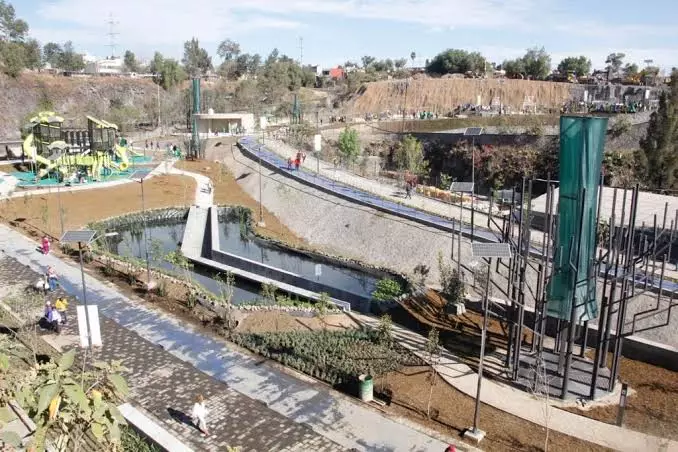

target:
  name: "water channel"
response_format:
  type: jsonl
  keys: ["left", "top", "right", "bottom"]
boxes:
{"left": 105, "top": 215, "right": 392, "bottom": 310}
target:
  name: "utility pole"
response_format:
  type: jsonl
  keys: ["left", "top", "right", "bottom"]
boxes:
{"left": 299, "top": 37, "right": 304, "bottom": 67}
{"left": 106, "top": 13, "right": 119, "bottom": 59}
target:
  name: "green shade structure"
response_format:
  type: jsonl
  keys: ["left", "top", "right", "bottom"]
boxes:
{"left": 547, "top": 115, "right": 608, "bottom": 322}
{"left": 191, "top": 78, "right": 201, "bottom": 158}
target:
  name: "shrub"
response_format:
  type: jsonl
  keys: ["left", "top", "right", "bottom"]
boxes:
{"left": 437, "top": 252, "right": 464, "bottom": 305}
{"left": 231, "top": 329, "right": 422, "bottom": 386}
{"left": 371, "top": 278, "right": 404, "bottom": 302}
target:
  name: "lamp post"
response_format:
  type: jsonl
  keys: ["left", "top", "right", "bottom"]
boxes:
{"left": 60, "top": 230, "right": 118, "bottom": 348}
{"left": 465, "top": 242, "right": 512, "bottom": 444}
{"left": 449, "top": 182, "right": 474, "bottom": 275}
{"left": 258, "top": 116, "right": 267, "bottom": 227}
{"left": 130, "top": 171, "right": 153, "bottom": 289}
{"left": 464, "top": 127, "right": 484, "bottom": 241}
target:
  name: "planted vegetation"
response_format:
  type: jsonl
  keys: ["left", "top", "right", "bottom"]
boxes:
{"left": 231, "top": 329, "right": 422, "bottom": 385}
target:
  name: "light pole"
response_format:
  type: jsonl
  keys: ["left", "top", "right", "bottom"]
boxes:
{"left": 464, "top": 127, "right": 484, "bottom": 241}
{"left": 60, "top": 230, "right": 118, "bottom": 348}
{"left": 258, "top": 116, "right": 267, "bottom": 227}
{"left": 465, "top": 242, "right": 512, "bottom": 444}
{"left": 57, "top": 183, "right": 64, "bottom": 237}
{"left": 449, "top": 182, "right": 474, "bottom": 275}
{"left": 131, "top": 171, "right": 153, "bottom": 289}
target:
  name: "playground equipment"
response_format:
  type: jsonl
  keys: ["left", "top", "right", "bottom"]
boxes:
{"left": 21, "top": 111, "right": 134, "bottom": 182}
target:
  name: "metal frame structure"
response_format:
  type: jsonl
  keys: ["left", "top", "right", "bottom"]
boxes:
{"left": 474, "top": 179, "right": 678, "bottom": 400}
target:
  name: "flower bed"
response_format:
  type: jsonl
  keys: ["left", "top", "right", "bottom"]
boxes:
{"left": 231, "top": 329, "right": 423, "bottom": 386}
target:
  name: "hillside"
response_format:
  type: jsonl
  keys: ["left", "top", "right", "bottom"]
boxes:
{"left": 0, "top": 73, "right": 164, "bottom": 138}
{"left": 345, "top": 78, "right": 652, "bottom": 115}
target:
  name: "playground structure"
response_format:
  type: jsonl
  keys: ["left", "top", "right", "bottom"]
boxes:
{"left": 21, "top": 111, "right": 143, "bottom": 182}
{"left": 476, "top": 115, "right": 678, "bottom": 400}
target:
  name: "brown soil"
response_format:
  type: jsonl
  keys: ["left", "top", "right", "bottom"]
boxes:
{"left": 374, "top": 366, "right": 611, "bottom": 452}
{"left": 564, "top": 353, "right": 678, "bottom": 441}
{"left": 175, "top": 159, "right": 306, "bottom": 246}
{"left": 237, "top": 311, "right": 358, "bottom": 334}
{"left": 0, "top": 174, "right": 196, "bottom": 240}
{"left": 351, "top": 78, "right": 573, "bottom": 114}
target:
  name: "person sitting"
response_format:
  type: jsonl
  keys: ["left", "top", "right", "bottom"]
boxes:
{"left": 34, "top": 275, "right": 49, "bottom": 293}
{"left": 48, "top": 307, "right": 62, "bottom": 334}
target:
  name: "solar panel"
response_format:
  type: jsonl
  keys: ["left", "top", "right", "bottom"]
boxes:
{"left": 464, "top": 127, "right": 484, "bottom": 136}
{"left": 129, "top": 170, "right": 146, "bottom": 181}
{"left": 450, "top": 182, "right": 475, "bottom": 193}
{"left": 472, "top": 242, "right": 512, "bottom": 258}
{"left": 60, "top": 230, "right": 97, "bottom": 244}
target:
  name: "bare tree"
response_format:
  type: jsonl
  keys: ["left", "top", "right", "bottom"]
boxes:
{"left": 426, "top": 327, "right": 441, "bottom": 418}
{"left": 529, "top": 356, "right": 554, "bottom": 452}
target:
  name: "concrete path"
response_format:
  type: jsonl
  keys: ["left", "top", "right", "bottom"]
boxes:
{"left": 0, "top": 159, "right": 173, "bottom": 200}
{"left": 0, "top": 224, "right": 460, "bottom": 452}
{"left": 168, "top": 166, "right": 213, "bottom": 207}
{"left": 352, "top": 313, "right": 678, "bottom": 452}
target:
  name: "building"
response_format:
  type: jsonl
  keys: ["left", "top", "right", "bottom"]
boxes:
{"left": 84, "top": 57, "right": 125, "bottom": 75}
{"left": 193, "top": 110, "right": 255, "bottom": 136}
{"left": 321, "top": 67, "right": 345, "bottom": 80}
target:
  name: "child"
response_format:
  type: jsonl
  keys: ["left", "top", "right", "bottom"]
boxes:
{"left": 47, "top": 266, "right": 58, "bottom": 291}
{"left": 55, "top": 297, "right": 69, "bottom": 325}
{"left": 42, "top": 236, "right": 50, "bottom": 255}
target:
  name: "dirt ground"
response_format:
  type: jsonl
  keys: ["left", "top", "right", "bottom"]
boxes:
{"left": 374, "top": 366, "right": 611, "bottom": 452}
{"left": 0, "top": 174, "right": 196, "bottom": 240}
{"left": 236, "top": 310, "right": 358, "bottom": 334}
{"left": 399, "top": 289, "right": 678, "bottom": 444}
{"left": 564, "top": 353, "right": 678, "bottom": 441}
{"left": 175, "top": 159, "right": 306, "bottom": 246}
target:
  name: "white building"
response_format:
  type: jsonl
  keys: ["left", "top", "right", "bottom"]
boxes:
{"left": 84, "top": 57, "right": 125, "bottom": 75}
{"left": 194, "top": 110, "right": 255, "bottom": 136}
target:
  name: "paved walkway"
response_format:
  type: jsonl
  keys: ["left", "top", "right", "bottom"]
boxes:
{"left": 169, "top": 166, "right": 213, "bottom": 207}
{"left": 352, "top": 313, "right": 678, "bottom": 452}
{"left": 0, "top": 224, "right": 458, "bottom": 452}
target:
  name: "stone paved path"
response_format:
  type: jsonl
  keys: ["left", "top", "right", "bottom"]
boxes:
{"left": 0, "top": 224, "right": 456, "bottom": 452}
{"left": 0, "top": 255, "right": 342, "bottom": 452}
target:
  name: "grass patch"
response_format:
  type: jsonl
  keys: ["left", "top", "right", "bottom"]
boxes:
{"left": 231, "top": 329, "right": 422, "bottom": 385}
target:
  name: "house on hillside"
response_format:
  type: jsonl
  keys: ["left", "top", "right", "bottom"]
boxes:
{"left": 85, "top": 57, "right": 124, "bottom": 75}
{"left": 322, "top": 67, "right": 345, "bottom": 80}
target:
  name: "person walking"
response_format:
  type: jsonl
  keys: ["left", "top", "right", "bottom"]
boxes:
{"left": 41, "top": 236, "right": 51, "bottom": 255}
{"left": 191, "top": 394, "right": 209, "bottom": 436}
{"left": 47, "top": 266, "right": 58, "bottom": 291}
{"left": 405, "top": 181, "right": 412, "bottom": 199}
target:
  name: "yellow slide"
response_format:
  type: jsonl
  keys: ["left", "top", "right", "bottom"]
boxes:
{"left": 114, "top": 145, "right": 130, "bottom": 171}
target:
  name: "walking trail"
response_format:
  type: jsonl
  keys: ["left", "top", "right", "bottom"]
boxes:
{"left": 351, "top": 313, "right": 678, "bottom": 452}
{"left": 0, "top": 224, "right": 460, "bottom": 452}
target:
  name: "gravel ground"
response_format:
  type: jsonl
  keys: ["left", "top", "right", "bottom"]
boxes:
{"left": 222, "top": 144, "right": 678, "bottom": 349}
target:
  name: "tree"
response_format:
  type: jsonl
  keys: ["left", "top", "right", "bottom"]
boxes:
{"left": 123, "top": 50, "right": 139, "bottom": 72}
{"left": 425, "top": 327, "right": 441, "bottom": 418}
{"left": 217, "top": 38, "right": 240, "bottom": 61}
{"left": 395, "top": 135, "right": 428, "bottom": 175}
{"left": 425, "top": 49, "right": 486, "bottom": 75}
{"left": 338, "top": 127, "right": 360, "bottom": 163}
{"left": 623, "top": 63, "right": 639, "bottom": 79}
{"left": 58, "top": 41, "right": 85, "bottom": 72}
{"left": 150, "top": 52, "right": 185, "bottom": 90}
{"left": 361, "top": 55, "right": 376, "bottom": 69}
{"left": 0, "top": 40, "right": 25, "bottom": 77}
{"left": 22, "top": 38, "right": 41, "bottom": 70}
{"left": 43, "top": 42, "right": 62, "bottom": 67}
{"left": 182, "top": 37, "right": 212, "bottom": 78}
{"left": 502, "top": 58, "right": 525, "bottom": 79}
{"left": 0, "top": 0, "right": 28, "bottom": 41}
{"left": 637, "top": 70, "right": 678, "bottom": 189}
{"left": 605, "top": 53, "right": 625, "bottom": 79}
{"left": 556, "top": 56, "right": 591, "bottom": 76}
{"left": 522, "top": 47, "right": 551, "bottom": 80}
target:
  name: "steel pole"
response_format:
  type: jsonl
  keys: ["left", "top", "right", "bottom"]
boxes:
{"left": 471, "top": 137, "right": 475, "bottom": 240}
{"left": 78, "top": 242, "right": 92, "bottom": 348}
{"left": 472, "top": 256, "right": 493, "bottom": 433}
{"left": 57, "top": 183, "right": 64, "bottom": 237}
{"left": 458, "top": 195, "right": 463, "bottom": 275}
{"left": 140, "top": 179, "right": 151, "bottom": 287}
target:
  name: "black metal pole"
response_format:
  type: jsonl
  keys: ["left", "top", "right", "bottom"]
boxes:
{"left": 140, "top": 178, "right": 151, "bottom": 287}
{"left": 472, "top": 256, "right": 493, "bottom": 434}
{"left": 78, "top": 242, "right": 92, "bottom": 348}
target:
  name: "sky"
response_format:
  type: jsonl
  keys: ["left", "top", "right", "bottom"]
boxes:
{"left": 14, "top": 0, "right": 678, "bottom": 72}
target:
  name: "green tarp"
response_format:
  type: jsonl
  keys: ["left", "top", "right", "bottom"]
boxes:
{"left": 547, "top": 115, "right": 608, "bottom": 322}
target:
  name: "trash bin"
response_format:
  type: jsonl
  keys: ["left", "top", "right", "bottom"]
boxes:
{"left": 358, "top": 374, "right": 373, "bottom": 402}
